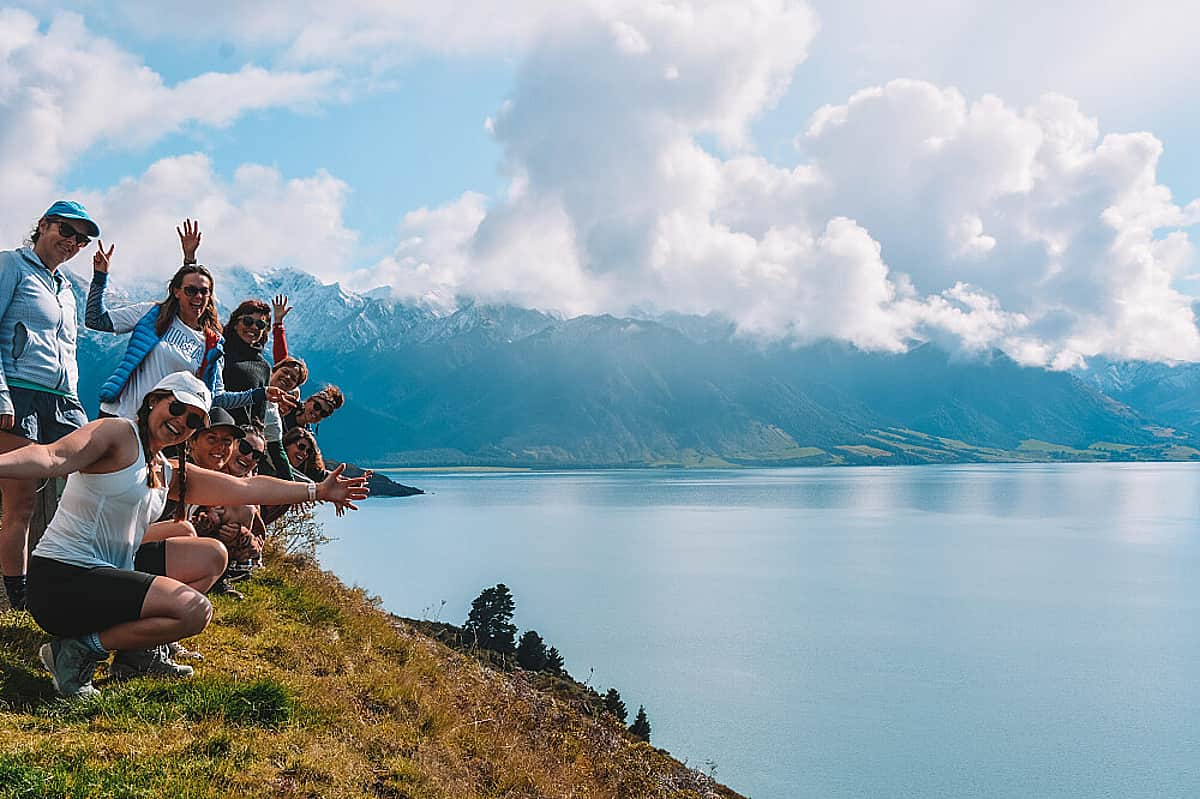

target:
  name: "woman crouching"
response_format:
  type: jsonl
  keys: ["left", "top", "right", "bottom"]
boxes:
{"left": 11, "top": 372, "right": 367, "bottom": 698}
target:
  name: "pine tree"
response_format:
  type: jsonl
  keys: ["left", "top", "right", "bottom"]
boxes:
{"left": 629, "top": 705, "right": 651, "bottom": 742}
{"left": 544, "top": 645, "right": 566, "bottom": 676}
{"left": 463, "top": 584, "right": 517, "bottom": 653}
{"left": 515, "top": 630, "right": 548, "bottom": 671}
{"left": 603, "top": 688, "right": 628, "bottom": 723}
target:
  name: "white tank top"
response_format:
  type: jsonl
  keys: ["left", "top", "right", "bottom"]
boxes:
{"left": 33, "top": 418, "right": 171, "bottom": 571}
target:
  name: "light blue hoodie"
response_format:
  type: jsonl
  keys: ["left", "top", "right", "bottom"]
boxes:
{"left": 0, "top": 247, "right": 80, "bottom": 413}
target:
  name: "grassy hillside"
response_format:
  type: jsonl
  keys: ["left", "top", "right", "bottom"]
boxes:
{"left": 0, "top": 550, "right": 741, "bottom": 798}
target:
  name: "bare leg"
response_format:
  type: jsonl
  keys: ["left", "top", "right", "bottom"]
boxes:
{"left": 142, "top": 520, "right": 197, "bottom": 543}
{"left": 97, "top": 576, "right": 213, "bottom": 652}
{"left": 0, "top": 478, "right": 37, "bottom": 577}
{"left": 163, "top": 537, "right": 227, "bottom": 592}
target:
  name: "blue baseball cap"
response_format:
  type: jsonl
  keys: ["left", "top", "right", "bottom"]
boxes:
{"left": 42, "top": 200, "right": 100, "bottom": 238}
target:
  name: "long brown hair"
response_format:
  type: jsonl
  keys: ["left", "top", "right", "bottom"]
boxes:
{"left": 136, "top": 390, "right": 192, "bottom": 521}
{"left": 156, "top": 264, "right": 222, "bottom": 338}
{"left": 282, "top": 426, "right": 324, "bottom": 473}
{"left": 224, "top": 299, "right": 271, "bottom": 347}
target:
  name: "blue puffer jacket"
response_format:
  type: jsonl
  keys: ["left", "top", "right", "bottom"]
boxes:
{"left": 98, "top": 305, "right": 224, "bottom": 403}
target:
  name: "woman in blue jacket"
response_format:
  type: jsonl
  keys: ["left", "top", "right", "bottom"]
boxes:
{"left": 86, "top": 220, "right": 292, "bottom": 420}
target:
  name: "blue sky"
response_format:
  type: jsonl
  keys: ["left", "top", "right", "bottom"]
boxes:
{"left": 4, "top": 1, "right": 1199, "bottom": 365}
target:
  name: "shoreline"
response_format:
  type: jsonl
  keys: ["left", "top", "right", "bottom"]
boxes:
{"left": 362, "top": 457, "right": 1200, "bottom": 473}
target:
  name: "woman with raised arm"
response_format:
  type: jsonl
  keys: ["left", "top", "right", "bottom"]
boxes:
{"left": 85, "top": 221, "right": 293, "bottom": 420}
{"left": 221, "top": 299, "right": 295, "bottom": 427}
{"left": 14, "top": 372, "right": 367, "bottom": 698}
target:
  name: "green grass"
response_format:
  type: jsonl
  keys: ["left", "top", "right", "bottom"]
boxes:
{"left": 39, "top": 676, "right": 293, "bottom": 728}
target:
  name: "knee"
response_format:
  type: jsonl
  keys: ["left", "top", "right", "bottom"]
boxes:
{"left": 178, "top": 521, "right": 198, "bottom": 538}
{"left": 181, "top": 592, "right": 213, "bottom": 637}
{"left": 207, "top": 539, "right": 229, "bottom": 576}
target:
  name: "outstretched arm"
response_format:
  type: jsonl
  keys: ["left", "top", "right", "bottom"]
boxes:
{"left": 173, "top": 462, "right": 369, "bottom": 509}
{"left": 0, "top": 418, "right": 131, "bottom": 480}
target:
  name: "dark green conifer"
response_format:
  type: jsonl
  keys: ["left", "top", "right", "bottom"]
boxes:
{"left": 463, "top": 584, "right": 517, "bottom": 653}
{"left": 629, "top": 705, "right": 651, "bottom": 742}
{"left": 544, "top": 645, "right": 566, "bottom": 676}
{"left": 516, "top": 630, "right": 548, "bottom": 670}
{"left": 603, "top": 688, "right": 628, "bottom": 723}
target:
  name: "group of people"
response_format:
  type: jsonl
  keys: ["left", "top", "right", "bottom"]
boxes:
{"left": 0, "top": 200, "right": 368, "bottom": 698}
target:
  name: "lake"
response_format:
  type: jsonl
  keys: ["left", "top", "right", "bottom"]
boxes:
{"left": 315, "top": 463, "right": 1200, "bottom": 799}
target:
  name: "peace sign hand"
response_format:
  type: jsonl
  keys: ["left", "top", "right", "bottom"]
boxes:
{"left": 93, "top": 241, "right": 115, "bottom": 274}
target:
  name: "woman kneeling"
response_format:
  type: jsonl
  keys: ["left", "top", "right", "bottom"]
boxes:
{"left": 7, "top": 372, "right": 367, "bottom": 698}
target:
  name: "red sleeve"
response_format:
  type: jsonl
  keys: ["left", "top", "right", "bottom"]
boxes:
{"left": 273, "top": 322, "right": 289, "bottom": 363}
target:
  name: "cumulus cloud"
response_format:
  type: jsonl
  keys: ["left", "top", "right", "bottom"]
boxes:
{"left": 362, "top": 9, "right": 1200, "bottom": 365}
{"left": 72, "top": 153, "right": 357, "bottom": 284}
{"left": 8, "top": 1, "right": 1199, "bottom": 366}
{"left": 0, "top": 8, "right": 334, "bottom": 242}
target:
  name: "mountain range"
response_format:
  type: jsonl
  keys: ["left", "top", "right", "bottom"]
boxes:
{"left": 61, "top": 265, "right": 1200, "bottom": 468}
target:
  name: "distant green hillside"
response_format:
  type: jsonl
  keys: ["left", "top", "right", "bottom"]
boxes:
{"left": 67, "top": 271, "right": 1196, "bottom": 468}
{"left": 299, "top": 322, "right": 1188, "bottom": 467}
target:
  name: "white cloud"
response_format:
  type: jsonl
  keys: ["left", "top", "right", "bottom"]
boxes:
{"left": 0, "top": 8, "right": 334, "bottom": 242}
{"left": 72, "top": 153, "right": 357, "bottom": 285}
{"left": 8, "top": 1, "right": 1199, "bottom": 365}
{"left": 364, "top": 10, "right": 1200, "bottom": 366}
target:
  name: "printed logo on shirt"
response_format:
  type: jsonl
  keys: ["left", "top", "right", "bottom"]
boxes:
{"left": 160, "top": 323, "right": 205, "bottom": 365}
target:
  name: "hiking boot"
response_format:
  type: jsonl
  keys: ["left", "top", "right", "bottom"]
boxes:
{"left": 167, "top": 640, "right": 204, "bottom": 662}
{"left": 210, "top": 578, "right": 245, "bottom": 601}
{"left": 111, "top": 645, "right": 194, "bottom": 680}
{"left": 39, "top": 638, "right": 101, "bottom": 699}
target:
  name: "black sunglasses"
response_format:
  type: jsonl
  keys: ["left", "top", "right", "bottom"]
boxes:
{"left": 237, "top": 439, "right": 265, "bottom": 461}
{"left": 182, "top": 285, "right": 211, "bottom": 298}
{"left": 292, "top": 440, "right": 311, "bottom": 453}
{"left": 167, "top": 400, "right": 206, "bottom": 430}
{"left": 310, "top": 401, "right": 333, "bottom": 419}
{"left": 52, "top": 219, "right": 91, "bottom": 246}
{"left": 238, "top": 317, "right": 268, "bottom": 330}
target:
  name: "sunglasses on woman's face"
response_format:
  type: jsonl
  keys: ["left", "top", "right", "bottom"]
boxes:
{"left": 292, "top": 440, "right": 311, "bottom": 453}
{"left": 166, "top": 400, "right": 206, "bottom": 430}
{"left": 182, "top": 285, "right": 211, "bottom": 298}
{"left": 237, "top": 439, "right": 265, "bottom": 461}
{"left": 52, "top": 219, "right": 91, "bottom": 246}
{"left": 309, "top": 401, "right": 333, "bottom": 419}
{"left": 239, "top": 317, "right": 268, "bottom": 331}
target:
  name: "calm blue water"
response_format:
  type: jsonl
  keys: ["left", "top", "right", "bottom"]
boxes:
{"left": 316, "top": 464, "right": 1200, "bottom": 799}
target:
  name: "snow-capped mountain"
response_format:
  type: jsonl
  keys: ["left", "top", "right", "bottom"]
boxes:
{"left": 64, "top": 264, "right": 1200, "bottom": 467}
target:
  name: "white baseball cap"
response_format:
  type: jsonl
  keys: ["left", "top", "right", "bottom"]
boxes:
{"left": 150, "top": 372, "right": 212, "bottom": 416}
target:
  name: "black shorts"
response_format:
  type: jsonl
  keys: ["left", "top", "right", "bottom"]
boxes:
{"left": 9, "top": 386, "right": 87, "bottom": 443}
{"left": 26, "top": 555, "right": 157, "bottom": 637}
